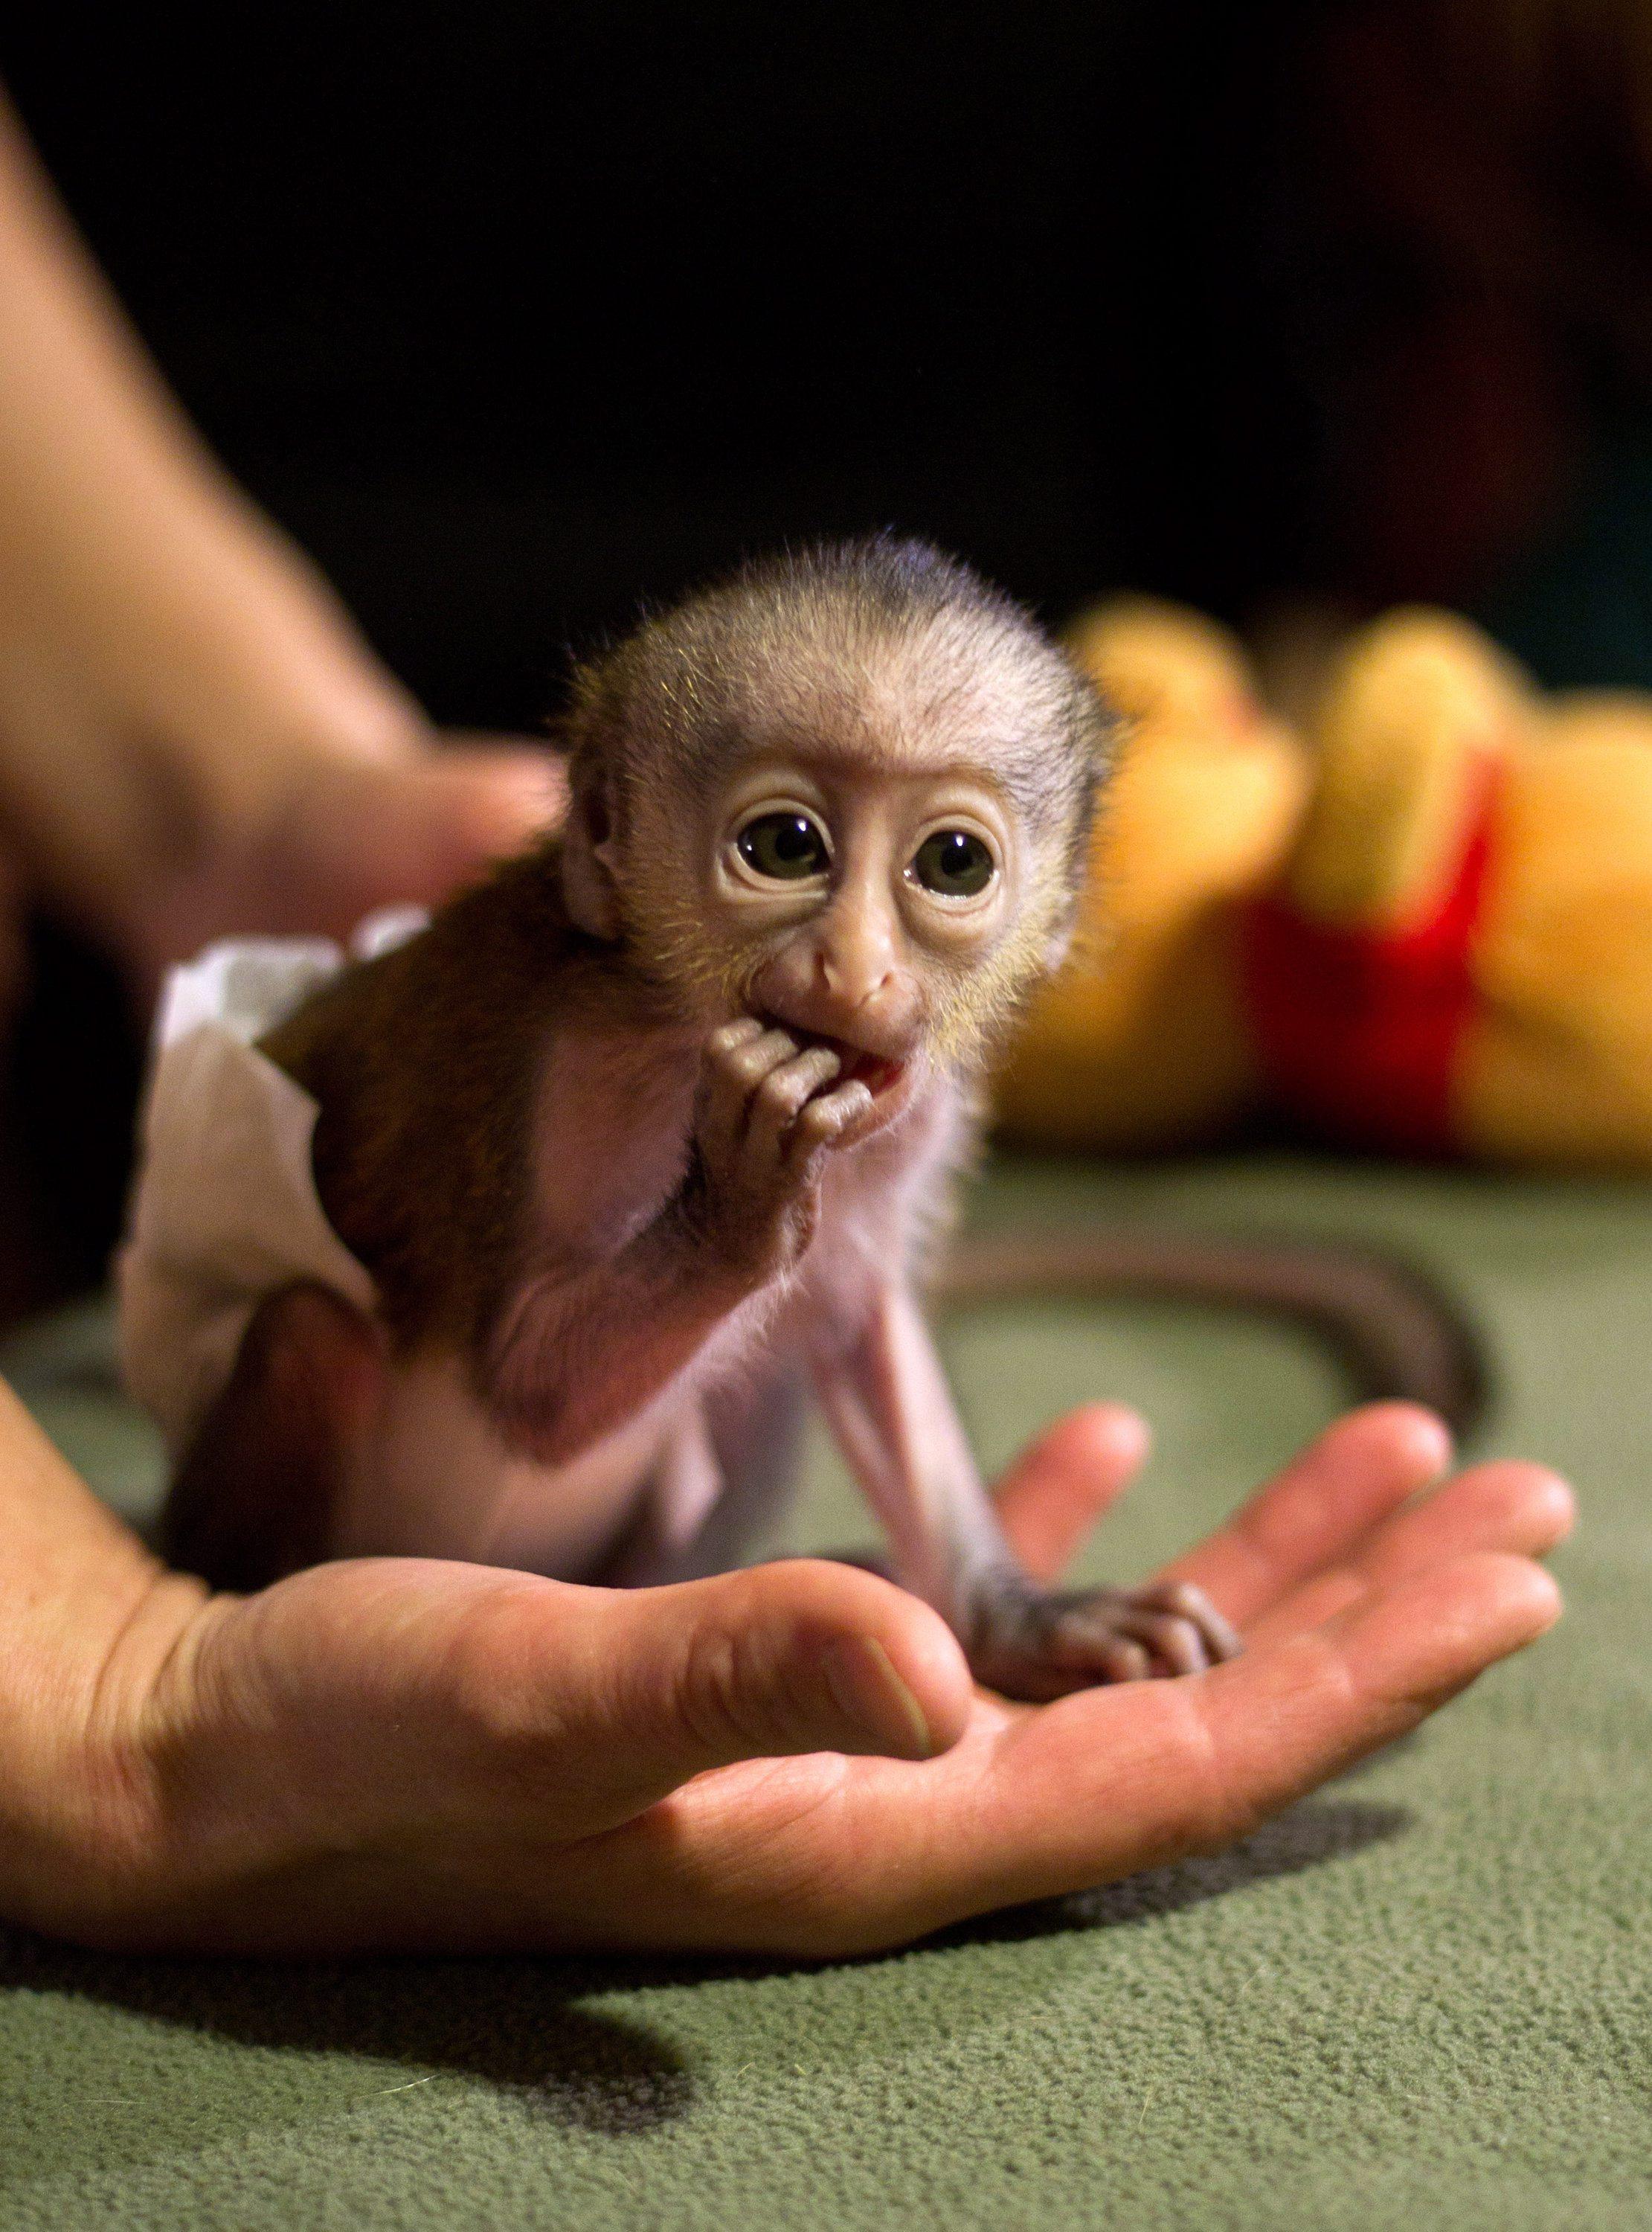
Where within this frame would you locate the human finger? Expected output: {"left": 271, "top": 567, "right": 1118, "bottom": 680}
{"left": 1157, "top": 1402, "right": 1453, "bottom": 1628}
{"left": 459, "top": 1555, "right": 978, "bottom": 1833}
{"left": 854, "top": 1548, "right": 1560, "bottom": 1949}
{"left": 951, "top": 1550, "right": 1559, "bottom": 1922}
{"left": 565, "top": 1549, "right": 1559, "bottom": 1959}
{"left": 991, "top": 1403, "right": 1151, "bottom": 1583}
{"left": 277, "top": 747, "right": 565, "bottom": 929}
{"left": 128, "top": 742, "right": 566, "bottom": 976}
{"left": 1246, "top": 1459, "right": 1575, "bottom": 1646}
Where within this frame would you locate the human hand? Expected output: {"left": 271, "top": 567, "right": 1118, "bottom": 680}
{"left": 12, "top": 1401, "right": 1568, "bottom": 1957}
{"left": 0, "top": 94, "right": 568, "bottom": 980}
{"left": 120, "top": 730, "right": 565, "bottom": 984}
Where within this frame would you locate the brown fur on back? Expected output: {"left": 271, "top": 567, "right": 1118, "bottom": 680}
{"left": 262, "top": 840, "right": 629, "bottom": 1352}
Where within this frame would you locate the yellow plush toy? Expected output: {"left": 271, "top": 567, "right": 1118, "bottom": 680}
{"left": 994, "top": 598, "right": 1652, "bottom": 1169}
{"left": 991, "top": 599, "right": 1310, "bottom": 1149}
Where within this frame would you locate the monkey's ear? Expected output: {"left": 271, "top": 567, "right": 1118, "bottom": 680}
{"left": 1038, "top": 891, "right": 1085, "bottom": 974}
{"left": 561, "top": 773, "right": 623, "bottom": 940}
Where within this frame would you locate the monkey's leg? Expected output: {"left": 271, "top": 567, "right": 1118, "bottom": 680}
{"left": 161, "top": 1282, "right": 385, "bottom": 1594}
{"left": 811, "top": 1282, "right": 1239, "bottom": 1701}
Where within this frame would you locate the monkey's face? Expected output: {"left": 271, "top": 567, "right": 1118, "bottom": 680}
{"left": 562, "top": 546, "right": 1109, "bottom": 1117}
{"left": 613, "top": 675, "right": 1092, "bottom": 1118}
{"left": 710, "top": 753, "right": 1016, "bottom": 1099}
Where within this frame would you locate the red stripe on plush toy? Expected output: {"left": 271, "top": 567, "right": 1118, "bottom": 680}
{"left": 1239, "top": 761, "right": 1501, "bottom": 1156}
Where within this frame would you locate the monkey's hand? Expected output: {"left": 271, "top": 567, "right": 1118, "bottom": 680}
{"left": 684, "top": 1019, "right": 874, "bottom": 1279}
{"left": 962, "top": 1572, "right": 1242, "bottom": 1701}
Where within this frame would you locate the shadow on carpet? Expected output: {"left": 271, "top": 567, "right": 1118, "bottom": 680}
{"left": 0, "top": 1794, "right": 1407, "bottom": 2140}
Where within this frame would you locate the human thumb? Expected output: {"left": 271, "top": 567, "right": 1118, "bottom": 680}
{"left": 541, "top": 1559, "right": 977, "bottom": 1824}
{"left": 281, "top": 744, "right": 565, "bottom": 930}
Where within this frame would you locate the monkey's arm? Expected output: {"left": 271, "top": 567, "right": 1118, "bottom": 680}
{"left": 483, "top": 1216, "right": 765, "bottom": 1464}
{"left": 486, "top": 1019, "right": 871, "bottom": 1466}
{"left": 811, "top": 1282, "right": 1238, "bottom": 1698}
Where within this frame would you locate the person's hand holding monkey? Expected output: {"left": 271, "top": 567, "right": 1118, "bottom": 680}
{"left": 0, "top": 1394, "right": 1566, "bottom": 1955}
{"left": 0, "top": 92, "right": 562, "bottom": 995}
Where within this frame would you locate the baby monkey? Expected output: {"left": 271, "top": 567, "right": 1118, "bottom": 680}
{"left": 161, "top": 537, "right": 1238, "bottom": 1696}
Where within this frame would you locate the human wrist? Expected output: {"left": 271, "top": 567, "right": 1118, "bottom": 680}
{"left": 0, "top": 1417, "right": 213, "bottom": 1939}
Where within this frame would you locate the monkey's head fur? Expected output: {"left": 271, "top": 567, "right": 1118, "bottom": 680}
{"left": 558, "top": 536, "right": 1112, "bottom": 1100}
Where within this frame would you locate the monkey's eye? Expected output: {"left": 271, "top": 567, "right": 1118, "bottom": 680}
{"left": 910, "top": 829, "right": 996, "bottom": 899}
{"left": 735, "top": 811, "right": 830, "bottom": 880}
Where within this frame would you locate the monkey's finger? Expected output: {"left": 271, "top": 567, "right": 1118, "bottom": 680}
{"left": 1093, "top": 1637, "right": 1151, "bottom": 1683}
{"left": 696, "top": 1024, "right": 798, "bottom": 1158}
{"left": 991, "top": 1403, "right": 1151, "bottom": 1582}
{"left": 1084, "top": 1603, "right": 1217, "bottom": 1679}
{"left": 719, "top": 1027, "right": 803, "bottom": 1123}
{"left": 707, "top": 1016, "right": 768, "bottom": 1055}
{"left": 744, "top": 1045, "right": 843, "bottom": 1164}
{"left": 1244, "top": 1459, "right": 1575, "bottom": 1649}
{"left": 1155, "top": 1402, "right": 1453, "bottom": 1629}
{"left": 786, "top": 1077, "right": 875, "bottom": 1168}
{"left": 1127, "top": 1580, "right": 1243, "bottom": 1664}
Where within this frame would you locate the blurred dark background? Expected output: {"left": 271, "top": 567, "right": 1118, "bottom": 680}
{"left": 5, "top": 0, "right": 1652, "bottom": 1309}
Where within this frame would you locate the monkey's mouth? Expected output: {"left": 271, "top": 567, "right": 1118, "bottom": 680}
{"left": 840, "top": 1048, "right": 905, "bottom": 1098}
{"left": 782, "top": 1026, "right": 907, "bottom": 1100}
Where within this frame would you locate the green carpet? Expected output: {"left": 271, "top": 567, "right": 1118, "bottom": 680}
{"left": 1, "top": 1152, "right": 1646, "bottom": 2231}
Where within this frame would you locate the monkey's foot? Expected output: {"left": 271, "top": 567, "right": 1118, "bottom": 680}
{"left": 964, "top": 1577, "right": 1241, "bottom": 1700}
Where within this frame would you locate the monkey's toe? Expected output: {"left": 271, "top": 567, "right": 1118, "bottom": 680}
{"left": 965, "top": 1578, "right": 1241, "bottom": 1701}
{"left": 1111, "top": 1579, "right": 1242, "bottom": 1670}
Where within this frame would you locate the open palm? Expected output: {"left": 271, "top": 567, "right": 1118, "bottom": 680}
{"left": 60, "top": 1402, "right": 1566, "bottom": 1958}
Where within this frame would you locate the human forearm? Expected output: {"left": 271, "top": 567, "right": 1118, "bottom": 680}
{"left": 0, "top": 93, "right": 425, "bottom": 926}
{"left": 0, "top": 1377, "right": 208, "bottom": 1934}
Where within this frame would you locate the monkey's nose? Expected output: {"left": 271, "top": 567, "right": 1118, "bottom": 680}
{"left": 752, "top": 919, "right": 919, "bottom": 1057}
{"left": 753, "top": 974, "right": 919, "bottom": 1064}
{"left": 818, "top": 948, "right": 895, "bottom": 1010}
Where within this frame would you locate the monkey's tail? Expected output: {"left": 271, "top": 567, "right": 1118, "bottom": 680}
{"left": 935, "top": 1230, "right": 1489, "bottom": 1439}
